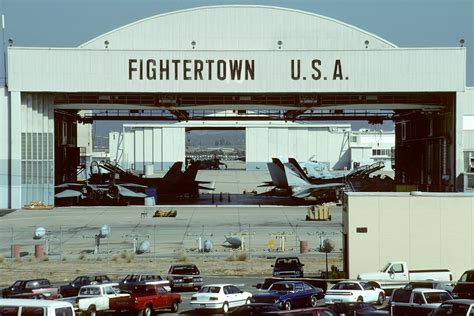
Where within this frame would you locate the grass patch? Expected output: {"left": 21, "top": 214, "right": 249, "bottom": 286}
{"left": 225, "top": 252, "right": 248, "bottom": 262}
{"left": 174, "top": 251, "right": 187, "bottom": 262}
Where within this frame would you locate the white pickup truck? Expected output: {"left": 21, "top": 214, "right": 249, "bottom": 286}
{"left": 76, "top": 283, "right": 129, "bottom": 316}
{"left": 357, "top": 261, "right": 452, "bottom": 292}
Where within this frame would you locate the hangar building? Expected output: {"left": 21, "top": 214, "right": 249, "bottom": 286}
{"left": 0, "top": 5, "right": 473, "bottom": 209}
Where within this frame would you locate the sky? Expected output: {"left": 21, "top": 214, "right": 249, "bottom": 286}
{"left": 1, "top": 0, "right": 473, "bottom": 85}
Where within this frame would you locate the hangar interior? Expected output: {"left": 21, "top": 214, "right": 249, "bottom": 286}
{"left": 1, "top": 5, "right": 472, "bottom": 209}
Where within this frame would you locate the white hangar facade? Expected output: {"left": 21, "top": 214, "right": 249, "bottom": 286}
{"left": 1, "top": 5, "right": 473, "bottom": 208}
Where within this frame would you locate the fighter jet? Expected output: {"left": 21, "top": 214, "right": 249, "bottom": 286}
{"left": 99, "top": 160, "right": 214, "bottom": 199}
{"left": 283, "top": 162, "right": 345, "bottom": 200}
{"left": 54, "top": 180, "right": 147, "bottom": 206}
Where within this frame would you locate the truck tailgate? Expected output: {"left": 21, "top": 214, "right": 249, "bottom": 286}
{"left": 109, "top": 295, "right": 132, "bottom": 310}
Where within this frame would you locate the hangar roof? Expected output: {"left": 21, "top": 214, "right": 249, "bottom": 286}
{"left": 79, "top": 5, "right": 397, "bottom": 50}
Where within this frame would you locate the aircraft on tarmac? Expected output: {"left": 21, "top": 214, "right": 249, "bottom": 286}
{"left": 260, "top": 157, "right": 393, "bottom": 201}
{"left": 259, "top": 158, "right": 344, "bottom": 201}
{"left": 55, "top": 160, "right": 214, "bottom": 205}
{"left": 94, "top": 160, "right": 214, "bottom": 199}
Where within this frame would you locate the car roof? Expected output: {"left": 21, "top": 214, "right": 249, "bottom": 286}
{"left": 202, "top": 284, "right": 235, "bottom": 287}
{"left": 170, "top": 264, "right": 196, "bottom": 267}
{"left": 411, "top": 288, "right": 449, "bottom": 293}
{"left": 272, "top": 281, "right": 303, "bottom": 285}
{"left": 443, "top": 299, "right": 474, "bottom": 305}
{"left": 81, "top": 282, "right": 119, "bottom": 288}
{"left": 0, "top": 298, "right": 73, "bottom": 308}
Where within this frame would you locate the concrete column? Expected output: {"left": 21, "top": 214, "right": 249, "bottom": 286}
{"left": 10, "top": 91, "right": 22, "bottom": 208}
{"left": 0, "top": 88, "right": 9, "bottom": 208}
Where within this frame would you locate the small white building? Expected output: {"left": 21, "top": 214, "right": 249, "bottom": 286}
{"left": 349, "top": 129, "right": 395, "bottom": 170}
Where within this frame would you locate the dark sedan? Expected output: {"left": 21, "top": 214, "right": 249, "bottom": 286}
{"left": 252, "top": 281, "right": 324, "bottom": 311}
{"left": 59, "top": 274, "right": 111, "bottom": 297}
{"left": 229, "top": 303, "right": 281, "bottom": 315}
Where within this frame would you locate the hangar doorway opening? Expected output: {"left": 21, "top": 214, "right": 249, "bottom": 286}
{"left": 185, "top": 127, "right": 246, "bottom": 170}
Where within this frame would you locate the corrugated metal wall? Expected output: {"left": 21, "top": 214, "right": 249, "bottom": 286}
{"left": 0, "top": 88, "right": 9, "bottom": 208}
{"left": 20, "top": 93, "right": 55, "bottom": 206}
{"left": 118, "top": 126, "right": 185, "bottom": 172}
{"left": 246, "top": 126, "right": 350, "bottom": 170}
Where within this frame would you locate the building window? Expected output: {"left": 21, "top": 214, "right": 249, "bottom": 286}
{"left": 351, "top": 136, "right": 358, "bottom": 143}
{"left": 401, "top": 122, "right": 406, "bottom": 140}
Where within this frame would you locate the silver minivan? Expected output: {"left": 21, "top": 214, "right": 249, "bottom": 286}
{"left": 0, "top": 298, "right": 75, "bottom": 315}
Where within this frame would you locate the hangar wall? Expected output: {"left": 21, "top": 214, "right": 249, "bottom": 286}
{"left": 343, "top": 192, "right": 474, "bottom": 280}
{"left": 110, "top": 125, "right": 185, "bottom": 172}
{"left": 20, "top": 93, "right": 55, "bottom": 206}
{"left": 0, "top": 88, "right": 9, "bottom": 208}
{"left": 460, "top": 88, "right": 474, "bottom": 171}
{"left": 246, "top": 125, "right": 350, "bottom": 170}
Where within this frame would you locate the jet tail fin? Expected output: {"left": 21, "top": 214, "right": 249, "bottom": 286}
{"left": 284, "top": 163, "right": 310, "bottom": 187}
{"left": 163, "top": 162, "right": 183, "bottom": 180}
{"left": 288, "top": 158, "right": 312, "bottom": 182}
{"left": 268, "top": 158, "right": 288, "bottom": 187}
{"left": 183, "top": 161, "right": 200, "bottom": 180}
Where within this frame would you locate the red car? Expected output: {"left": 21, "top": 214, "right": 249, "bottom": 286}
{"left": 110, "top": 283, "right": 181, "bottom": 315}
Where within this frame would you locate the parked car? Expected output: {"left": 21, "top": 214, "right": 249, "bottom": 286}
{"left": 453, "top": 270, "right": 474, "bottom": 299}
{"left": 110, "top": 282, "right": 181, "bottom": 315}
{"left": 390, "top": 287, "right": 453, "bottom": 316}
{"left": 272, "top": 257, "right": 304, "bottom": 278}
{"left": 0, "top": 298, "right": 75, "bottom": 316}
{"left": 76, "top": 283, "right": 129, "bottom": 316}
{"left": 404, "top": 281, "right": 454, "bottom": 292}
{"left": 252, "top": 281, "right": 324, "bottom": 311}
{"left": 324, "top": 281, "right": 385, "bottom": 305}
{"left": 119, "top": 273, "right": 170, "bottom": 292}
{"left": 59, "top": 274, "right": 111, "bottom": 297}
{"left": 1, "top": 279, "right": 59, "bottom": 299}
{"left": 229, "top": 302, "right": 281, "bottom": 315}
{"left": 191, "top": 284, "right": 252, "bottom": 313}
{"left": 326, "top": 302, "right": 390, "bottom": 316}
{"left": 428, "top": 299, "right": 474, "bottom": 316}
{"left": 166, "top": 264, "right": 203, "bottom": 291}
{"left": 357, "top": 261, "right": 453, "bottom": 292}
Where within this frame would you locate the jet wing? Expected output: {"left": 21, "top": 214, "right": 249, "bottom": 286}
{"left": 291, "top": 183, "right": 345, "bottom": 199}
{"left": 55, "top": 183, "right": 84, "bottom": 188}
{"left": 119, "top": 183, "right": 148, "bottom": 189}
{"left": 55, "top": 190, "right": 83, "bottom": 198}
{"left": 117, "top": 185, "right": 147, "bottom": 198}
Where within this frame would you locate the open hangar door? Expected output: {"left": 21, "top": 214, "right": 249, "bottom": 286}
{"left": 57, "top": 90, "right": 456, "bottom": 194}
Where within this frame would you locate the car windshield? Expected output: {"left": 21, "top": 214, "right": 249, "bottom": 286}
{"left": 459, "top": 272, "right": 474, "bottom": 282}
{"left": 332, "top": 283, "right": 360, "bottom": 290}
{"left": 171, "top": 266, "right": 199, "bottom": 275}
{"left": 198, "top": 286, "right": 220, "bottom": 293}
{"left": 424, "top": 292, "right": 452, "bottom": 304}
{"left": 269, "top": 283, "right": 294, "bottom": 292}
{"left": 79, "top": 287, "right": 101, "bottom": 296}
{"left": 381, "top": 263, "right": 391, "bottom": 272}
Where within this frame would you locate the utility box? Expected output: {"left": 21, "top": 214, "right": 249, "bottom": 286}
{"left": 306, "top": 205, "right": 331, "bottom": 221}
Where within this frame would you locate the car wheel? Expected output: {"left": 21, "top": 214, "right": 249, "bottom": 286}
{"left": 87, "top": 305, "right": 97, "bottom": 316}
{"left": 377, "top": 292, "right": 385, "bottom": 305}
{"left": 310, "top": 295, "right": 318, "bottom": 307}
{"left": 284, "top": 300, "right": 292, "bottom": 310}
{"left": 357, "top": 296, "right": 364, "bottom": 302}
{"left": 222, "top": 302, "right": 229, "bottom": 313}
{"left": 170, "top": 301, "right": 179, "bottom": 313}
{"left": 140, "top": 304, "right": 153, "bottom": 316}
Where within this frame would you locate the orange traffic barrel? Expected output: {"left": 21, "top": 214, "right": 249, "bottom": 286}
{"left": 11, "top": 244, "right": 20, "bottom": 258}
{"left": 35, "top": 244, "right": 44, "bottom": 258}
{"left": 300, "top": 240, "right": 309, "bottom": 254}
